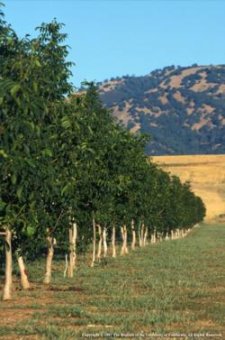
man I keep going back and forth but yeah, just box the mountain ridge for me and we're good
[98,64,225,155]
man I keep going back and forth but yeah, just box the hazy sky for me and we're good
[3,0,225,88]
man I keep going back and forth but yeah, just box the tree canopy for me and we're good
[0,4,206,263]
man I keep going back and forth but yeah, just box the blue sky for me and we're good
[3,1,225,88]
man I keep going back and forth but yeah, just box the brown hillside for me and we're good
[153,154,225,222]
[99,65,225,155]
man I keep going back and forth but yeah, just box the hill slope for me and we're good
[98,65,225,155]
[153,154,225,221]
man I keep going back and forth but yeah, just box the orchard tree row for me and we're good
[0,6,206,300]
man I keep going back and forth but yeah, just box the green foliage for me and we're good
[0,4,205,261]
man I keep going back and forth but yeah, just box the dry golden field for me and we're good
[153,154,225,222]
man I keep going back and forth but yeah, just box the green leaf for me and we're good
[25,159,36,168]
[0,200,6,211]
[0,149,8,158]
[10,84,20,97]
[42,148,53,157]
[11,174,17,185]
[61,183,71,195]
[32,82,38,93]
[16,186,23,200]
[61,116,71,129]
[26,225,35,237]
[34,59,41,67]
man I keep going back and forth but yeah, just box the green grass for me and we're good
[1,223,225,339]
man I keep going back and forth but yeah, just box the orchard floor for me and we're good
[1,224,225,340]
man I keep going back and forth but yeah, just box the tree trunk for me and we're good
[131,219,136,250]
[67,222,77,278]
[64,254,68,277]
[97,225,103,262]
[124,225,129,254]
[173,230,176,239]
[141,224,145,246]
[138,225,142,247]
[2,229,13,301]
[18,256,30,290]
[43,236,56,284]
[103,227,108,257]
[139,223,144,247]
[143,226,148,246]
[150,233,153,244]
[90,217,96,267]
[171,230,174,240]
[120,225,129,255]
[151,230,156,244]
[120,226,125,255]
[165,232,170,241]
[111,226,116,258]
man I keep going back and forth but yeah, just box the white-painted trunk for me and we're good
[111,226,116,258]
[43,236,56,284]
[141,224,145,247]
[150,233,153,244]
[138,230,141,246]
[139,224,144,247]
[97,225,103,262]
[171,230,174,240]
[64,254,68,277]
[157,233,161,242]
[143,226,148,246]
[90,217,96,267]
[103,227,108,257]
[120,226,125,255]
[165,232,170,241]
[131,220,136,250]
[151,231,156,244]
[124,225,129,254]
[18,256,30,290]
[67,222,77,278]
[120,225,128,255]
[2,229,13,301]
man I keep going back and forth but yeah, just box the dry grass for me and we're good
[168,66,203,88]
[153,154,225,222]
